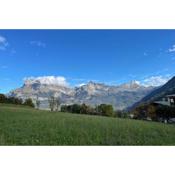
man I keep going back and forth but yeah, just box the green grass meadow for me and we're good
[0,104,175,145]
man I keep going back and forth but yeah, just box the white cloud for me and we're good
[24,76,68,86]
[168,44,175,52]
[142,75,171,87]
[30,41,46,48]
[22,75,173,88]
[0,35,8,50]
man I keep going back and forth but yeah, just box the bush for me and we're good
[132,103,175,121]
[0,94,7,103]
[23,98,35,108]
[96,104,114,117]
[156,106,175,120]
[71,104,82,113]
[7,97,23,105]
[115,110,129,118]
[60,105,67,112]
[0,94,23,105]
[61,103,114,117]
[0,93,35,108]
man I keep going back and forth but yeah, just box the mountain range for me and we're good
[9,79,155,110]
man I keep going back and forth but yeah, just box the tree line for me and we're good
[0,93,129,118]
[61,103,114,117]
[47,96,128,118]
[61,103,129,118]
[132,103,175,122]
[0,93,35,107]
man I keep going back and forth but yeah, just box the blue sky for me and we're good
[0,30,175,93]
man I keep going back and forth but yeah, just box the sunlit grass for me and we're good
[0,104,175,145]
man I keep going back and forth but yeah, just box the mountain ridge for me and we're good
[129,76,175,110]
[9,80,155,110]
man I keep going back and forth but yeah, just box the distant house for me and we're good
[153,94,175,107]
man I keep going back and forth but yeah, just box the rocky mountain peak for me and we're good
[119,80,141,89]
[9,78,155,110]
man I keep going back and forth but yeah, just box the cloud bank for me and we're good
[24,76,68,86]
[23,75,172,88]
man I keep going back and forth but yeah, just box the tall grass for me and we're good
[0,104,175,145]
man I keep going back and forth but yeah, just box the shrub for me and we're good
[96,104,114,117]
[61,103,115,117]
[0,94,7,103]
[23,98,35,108]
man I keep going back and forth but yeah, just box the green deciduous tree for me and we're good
[0,94,7,103]
[23,98,35,108]
[96,104,114,117]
